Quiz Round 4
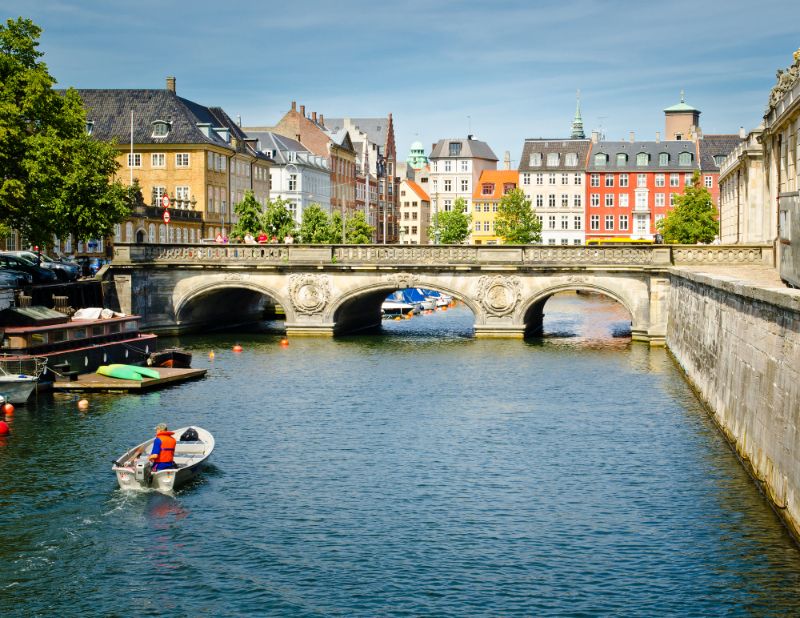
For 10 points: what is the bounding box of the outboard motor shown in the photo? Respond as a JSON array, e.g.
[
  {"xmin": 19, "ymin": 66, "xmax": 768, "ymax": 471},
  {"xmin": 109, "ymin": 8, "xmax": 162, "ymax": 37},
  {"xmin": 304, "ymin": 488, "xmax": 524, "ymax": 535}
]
[{"xmin": 134, "ymin": 458, "xmax": 152, "ymax": 486}]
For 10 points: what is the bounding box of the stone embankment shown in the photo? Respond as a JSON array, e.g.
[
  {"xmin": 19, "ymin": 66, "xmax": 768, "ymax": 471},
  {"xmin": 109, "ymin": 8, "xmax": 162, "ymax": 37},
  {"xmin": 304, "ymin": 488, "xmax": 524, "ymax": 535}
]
[{"xmin": 667, "ymin": 265, "xmax": 800, "ymax": 539}]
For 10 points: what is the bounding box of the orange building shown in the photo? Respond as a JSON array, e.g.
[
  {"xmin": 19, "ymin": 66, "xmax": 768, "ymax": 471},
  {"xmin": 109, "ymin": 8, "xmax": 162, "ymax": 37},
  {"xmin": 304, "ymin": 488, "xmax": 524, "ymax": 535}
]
[{"xmin": 471, "ymin": 170, "xmax": 519, "ymax": 244}]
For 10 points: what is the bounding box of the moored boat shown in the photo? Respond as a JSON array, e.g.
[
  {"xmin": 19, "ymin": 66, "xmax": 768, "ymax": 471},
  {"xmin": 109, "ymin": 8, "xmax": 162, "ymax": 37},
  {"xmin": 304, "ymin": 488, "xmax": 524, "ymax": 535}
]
[
  {"xmin": 112, "ymin": 426, "xmax": 214, "ymax": 493},
  {"xmin": 147, "ymin": 347, "xmax": 192, "ymax": 369},
  {"xmin": 0, "ymin": 356, "xmax": 46, "ymax": 404}
]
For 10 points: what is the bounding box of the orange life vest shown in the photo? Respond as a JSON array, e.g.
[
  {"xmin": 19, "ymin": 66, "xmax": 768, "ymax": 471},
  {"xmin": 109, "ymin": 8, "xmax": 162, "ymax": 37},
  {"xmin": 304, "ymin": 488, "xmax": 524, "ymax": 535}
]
[{"xmin": 153, "ymin": 431, "xmax": 176, "ymax": 464}]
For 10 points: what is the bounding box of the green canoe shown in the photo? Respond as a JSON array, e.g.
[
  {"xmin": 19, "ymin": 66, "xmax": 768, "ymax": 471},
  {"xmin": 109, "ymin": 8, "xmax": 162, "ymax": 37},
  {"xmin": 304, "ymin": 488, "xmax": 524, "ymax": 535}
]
[
  {"xmin": 97, "ymin": 365, "xmax": 143, "ymax": 381},
  {"xmin": 107, "ymin": 364, "xmax": 161, "ymax": 379}
]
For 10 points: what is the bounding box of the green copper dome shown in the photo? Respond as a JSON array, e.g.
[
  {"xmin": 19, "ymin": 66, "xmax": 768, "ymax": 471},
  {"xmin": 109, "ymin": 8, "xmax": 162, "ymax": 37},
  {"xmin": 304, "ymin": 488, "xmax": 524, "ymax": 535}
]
[{"xmin": 664, "ymin": 90, "xmax": 699, "ymax": 113}]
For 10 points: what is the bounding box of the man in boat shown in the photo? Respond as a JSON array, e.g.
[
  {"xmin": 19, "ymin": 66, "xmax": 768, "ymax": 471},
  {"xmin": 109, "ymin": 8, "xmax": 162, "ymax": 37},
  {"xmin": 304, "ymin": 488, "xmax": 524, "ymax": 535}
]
[{"xmin": 131, "ymin": 423, "xmax": 177, "ymax": 470}]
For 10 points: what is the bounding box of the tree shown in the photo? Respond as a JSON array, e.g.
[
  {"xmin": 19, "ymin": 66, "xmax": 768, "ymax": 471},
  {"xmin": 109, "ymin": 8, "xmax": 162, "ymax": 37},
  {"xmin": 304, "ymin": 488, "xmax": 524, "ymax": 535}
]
[
  {"xmin": 344, "ymin": 210, "xmax": 374, "ymax": 244},
  {"xmin": 656, "ymin": 171, "xmax": 719, "ymax": 244},
  {"xmin": 299, "ymin": 203, "xmax": 333, "ymax": 244},
  {"xmin": 262, "ymin": 196, "xmax": 296, "ymax": 240},
  {"xmin": 231, "ymin": 191, "xmax": 263, "ymax": 239},
  {"xmin": 430, "ymin": 196, "xmax": 471, "ymax": 244},
  {"xmin": 0, "ymin": 18, "xmax": 129, "ymax": 248},
  {"xmin": 495, "ymin": 188, "xmax": 542, "ymax": 244}
]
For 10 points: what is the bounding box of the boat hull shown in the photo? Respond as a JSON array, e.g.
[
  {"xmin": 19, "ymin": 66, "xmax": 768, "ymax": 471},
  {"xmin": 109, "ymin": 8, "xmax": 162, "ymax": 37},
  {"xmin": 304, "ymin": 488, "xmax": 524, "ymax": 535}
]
[{"xmin": 0, "ymin": 375, "xmax": 38, "ymax": 404}]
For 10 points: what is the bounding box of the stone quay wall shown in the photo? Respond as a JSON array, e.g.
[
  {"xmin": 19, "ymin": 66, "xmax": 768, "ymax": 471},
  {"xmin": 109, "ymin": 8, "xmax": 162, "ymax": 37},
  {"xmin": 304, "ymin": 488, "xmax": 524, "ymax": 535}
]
[{"xmin": 666, "ymin": 269, "xmax": 800, "ymax": 539}]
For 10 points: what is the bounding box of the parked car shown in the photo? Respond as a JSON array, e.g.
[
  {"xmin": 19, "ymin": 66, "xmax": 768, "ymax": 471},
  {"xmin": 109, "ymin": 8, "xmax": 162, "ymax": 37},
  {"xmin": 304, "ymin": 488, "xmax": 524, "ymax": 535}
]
[
  {"xmin": 0, "ymin": 268, "xmax": 33, "ymax": 288},
  {"xmin": 2, "ymin": 250, "xmax": 80, "ymax": 281},
  {"xmin": 0, "ymin": 254, "xmax": 58, "ymax": 284}
]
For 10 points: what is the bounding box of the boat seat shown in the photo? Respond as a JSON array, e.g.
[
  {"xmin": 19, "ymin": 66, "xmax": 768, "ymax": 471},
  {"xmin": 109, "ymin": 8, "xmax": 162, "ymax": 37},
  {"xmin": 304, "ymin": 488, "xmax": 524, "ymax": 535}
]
[{"xmin": 175, "ymin": 441, "xmax": 206, "ymax": 455}]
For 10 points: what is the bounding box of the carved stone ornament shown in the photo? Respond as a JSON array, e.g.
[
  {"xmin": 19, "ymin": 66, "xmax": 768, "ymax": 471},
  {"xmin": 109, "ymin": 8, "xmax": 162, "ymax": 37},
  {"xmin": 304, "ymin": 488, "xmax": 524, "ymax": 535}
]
[
  {"xmin": 384, "ymin": 272, "xmax": 420, "ymax": 289},
  {"xmin": 288, "ymin": 274, "xmax": 330, "ymax": 315},
  {"xmin": 476, "ymin": 275, "xmax": 521, "ymax": 317},
  {"xmin": 224, "ymin": 272, "xmax": 247, "ymax": 281},
  {"xmin": 766, "ymin": 51, "xmax": 800, "ymax": 113}
]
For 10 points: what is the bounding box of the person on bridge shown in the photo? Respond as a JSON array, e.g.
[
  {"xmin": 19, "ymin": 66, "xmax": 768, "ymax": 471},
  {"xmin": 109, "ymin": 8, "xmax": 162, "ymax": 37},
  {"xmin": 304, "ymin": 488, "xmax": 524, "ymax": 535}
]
[
  {"xmin": 147, "ymin": 423, "xmax": 177, "ymax": 471},
  {"xmin": 257, "ymin": 231, "xmax": 268, "ymax": 244}
]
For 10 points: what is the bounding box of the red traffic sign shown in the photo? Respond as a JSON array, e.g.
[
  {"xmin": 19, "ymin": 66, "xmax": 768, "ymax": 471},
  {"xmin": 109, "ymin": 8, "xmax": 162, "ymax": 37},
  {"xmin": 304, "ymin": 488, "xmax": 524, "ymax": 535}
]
[
  {"xmin": 162, "ymin": 209, "xmax": 171, "ymax": 224},
  {"xmin": 161, "ymin": 195, "xmax": 170, "ymax": 208}
]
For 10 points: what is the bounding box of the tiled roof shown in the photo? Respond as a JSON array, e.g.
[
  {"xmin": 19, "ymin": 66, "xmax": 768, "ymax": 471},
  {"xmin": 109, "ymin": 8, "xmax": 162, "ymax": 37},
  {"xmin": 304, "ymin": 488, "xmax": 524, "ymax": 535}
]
[
  {"xmin": 325, "ymin": 117, "xmax": 388, "ymax": 148},
  {"xmin": 473, "ymin": 170, "xmax": 519, "ymax": 200},
  {"xmin": 245, "ymin": 131, "xmax": 328, "ymax": 171},
  {"xmin": 405, "ymin": 180, "xmax": 430, "ymax": 202},
  {"xmin": 430, "ymin": 138, "xmax": 498, "ymax": 161},
  {"xmin": 698, "ymin": 134, "xmax": 743, "ymax": 172},
  {"xmin": 74, "ymin": 89, "xmax": 234, "ymax": 149},
  {"xmin": 587, "ymin": 140, "xmax": 699, "ymax": 172},
  {"xmin": 519, "ymin": 138, "xmax": 591, "ymax": 172}
]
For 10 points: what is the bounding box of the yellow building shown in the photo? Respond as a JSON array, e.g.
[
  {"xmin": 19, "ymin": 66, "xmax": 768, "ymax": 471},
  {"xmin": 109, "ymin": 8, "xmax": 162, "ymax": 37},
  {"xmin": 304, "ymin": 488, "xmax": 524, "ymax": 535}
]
[
  {"xmin": 471, "ymin": 170, "xmax": 519, "ymax": 244},
  {"xmin": 398, "ymin": 179, "xmax": 431, "ymax": 244}
]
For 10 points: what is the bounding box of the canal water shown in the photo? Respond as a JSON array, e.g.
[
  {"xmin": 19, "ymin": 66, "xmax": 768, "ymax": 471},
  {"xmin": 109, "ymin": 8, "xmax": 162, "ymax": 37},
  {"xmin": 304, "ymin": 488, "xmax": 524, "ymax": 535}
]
[{"xmin": 1, "ymin": 293, "xmax": 799, "ymax": 616}]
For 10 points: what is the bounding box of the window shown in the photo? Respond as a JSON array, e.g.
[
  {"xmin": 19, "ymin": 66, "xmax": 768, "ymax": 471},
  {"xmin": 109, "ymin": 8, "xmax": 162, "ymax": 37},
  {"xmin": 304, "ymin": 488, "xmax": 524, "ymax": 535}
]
[
  {"xmin": 561, "ymin": 173, "xmax": 569, "ymax": 185},
  {"xmin": 536, "ymin": 173, "xmax": 543, "ymax": 185},
  {"xmin": 561, "ymin": 216, "xmax": 569, "ymax": 230},
  {"xmin": 636, "ymin": 152, "xmax": 650, "ymax": 166},
  {"xmin": 655, "ymin": 214, "xmax": 665, "ymax": 227},
  {"xmin": 637, "ymin": 174, "xmax": 647, "ymax": 188},
  {"xmin": 529, "ymin": 152, "xmax": 542, "ymax": 166},
  {"xmin": 605, "ymin": 174, "xmax": 614, "ymax": 187},
  {"xmin": 449, "ymin": 142, "xmax": 462, "ymax": 156},
  {"xmin": 460, "ymin": 160, "xmax": 468, "ymax": 172},
  {"xmin": 670, "ymin": 193, "xmax": 677, "ymax": 206},
  {"xmin": 522, "ymin": 173, "xmax": 531, "ymax": 185},
  {"xmin": 670, "ymin": 173, "xmax": 679, "ymax": 187},
  {"xmin": 474, "ymin": 203, "xmax": 481, "ymax": 212},
  {"xmin": 175, "ymin": 153, "xmax": 190, "ymax": 167},
  {"xmin": 475, "ymin": 221, "xmax": 481, "ymax": 231},
  {"xmin": 605, "ymin": 215, "xmax": 614, "ymax": 230},
  {"xmin": 151, "ymin": 186, "xmax": 166, "ymax": 205},
  {"xmin": 714, "ymin": 155, "xmax": 726, "ymax": 166},
  {"xmin": 590, "ymin": 215, "xmax": 600, "ymax": 230},
  {"xmin": 704, "ymin": 175, "xmax": 713, "ymax": 188},
  {"xmin": 548, "ymin": 173, "xmax": 556, "ymax": 185},
  {"xmin": 565, "ymin": 153, "xmax": 578, "ymax": 166},
  {"xmin": 590, "ymin": 173, "xmax": 600, "ymax": 187},
  {"xmin": 619, "ymin": 215, "xmax": 629, "ymax": 230},
  {"xmin": 616, "ymin": 153, "xmax": 628, "ymax": 166},
  {"xmin": 591, "ymin": 194, "xmax": 600, "ymax": 207},
  {"xmin": 636, "ymin": 192, "xmax": 648, "ymax": 209},
  {"xmin": 128, "ymin": 153, "xmax": 141, "ymax": 167},
  {"xmin": 152, "ymin": 121, "xmax": 170, "ymax": 137},
  {"xmin": 574, "ymin": 215, "xmax": 582, "ymax": 230},
  {"xmin": 619, "ymin": 194, "xmax": 629, "ymax": 208},
  {"xmin": 148, "ymin": 223, "xmax": 156, "ymax": 243},
  {"xmin": 288, "ymin": 174, "xmax": 297, "ymax": 191},
  {"xmin": 480, "ymin": 221, "xmax": 488, "ymax": 232},
  {"xmin": 561, "ymin": 238, "xmax": 569, "ymax": 245},
  {"xmin": 484, "ymin": 204, "xmax": 490, "ymax": 212},
  {"xmin": 548, "ymin": 238, "xmax": 556, "ymax": 245},
  {"xmin": 685, "ymin": 173, "xmax": 693, "ymax": 185},
  {"xmin": 208, "ymin": 186, "xmax": 214, "ymax": 213},
  {"xmin": 548, "ymin": 215, "xmax": 556, "ymax": 229},
  {"xmin": 444, "ymin": 199, "xmax": 452, "ymax": 211},
  {"xmin": 444, "ymin": 160, "xmax": 452, "ymax": 172},
  {"xmin": 605, "ymin": 194, "xmax": 614, "ymax": 207},
  {"xmin": 619, "ymin": 173, "xmax": 629, "ymax": 187},
  {"xmin": 151, "ymin": 153, "xmax": 165, "ymax": 168},
  {"xmin": 655, "ymin": 193, "xmax": 665, "ymax": 207},
  {"xmin": 536, "ymin": 195, "xmax": 543, "ymax": 208},
  {"xmin": 573, "ymin": 194, "xmax": 582, "ymax": 208},
  {"xmin": 573, "ymin": 239, "xmax": 582, "ymax": 245},
  {"xmin": 574, "ymin": 173, "xmax": 582, "ymax": 185},
  {"xmin": 594, "ymin": 153, "xmax": 607, "ymax": 167},
  {"xmin": 492, "ymin": 203, "xmax": 498, "ymax": 212},
  {"xmin": 547, "ymin": 153, "xmax": 559, "ymax": 166},
  {"xmin": 175, "ymin": 186, "xmax": 190, "ymax": 202},
  {"xmin": 655, "ymin": 174, "xmax": 665, "ymax": 187},
  {"xmin": 86, "ymin": 120, "xmax": 94, "ymax": 135},
  {"xmin": 561, "ymin": 194, "xmax": 569, "ymax": 207},
  {"xmin": 548, "ymin": 194, "xmax": 556, "ymax": 207},
  {"xmin": 444, "ymin": 180, "xmax": 452, "ymax": 191},
  {"xmin": 659, "ymin": 152, "xmax": 669, "ymax": 166},
  {"xmin": 461, "ymin": 179, "xmax": 469, "ymax": 192},
  {"xmin": 679, "ymin": 152, "xmax": 692, "ymax": 166}
]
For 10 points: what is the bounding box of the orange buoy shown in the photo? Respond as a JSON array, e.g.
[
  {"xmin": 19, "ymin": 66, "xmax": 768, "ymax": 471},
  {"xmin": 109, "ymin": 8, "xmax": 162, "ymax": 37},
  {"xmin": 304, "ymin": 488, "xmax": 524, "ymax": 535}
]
[
  {"xmin": 0, "ymin": 420, "xmax": 10, "ymax": 436},
  {"xmin": 280, "ymin": 338, "xmax": 289, "ymax": 347},
  {"xmin": 209, "ymin": 351, "xmax": 215, "ymax": 360},
  {"xmin": 2, "ymin": 403, "xmax": 14, "ymax": 416},
  {"xmin": 77, "ymin": 399, "xmax": 89, "ymax": 411},
  {"xmin": 232, "ymin": 344, "xmax": 243, "ymax": 353},
  {"xmin": 394, "ymin": 316, "xmax": 402, "ymax": 321}
]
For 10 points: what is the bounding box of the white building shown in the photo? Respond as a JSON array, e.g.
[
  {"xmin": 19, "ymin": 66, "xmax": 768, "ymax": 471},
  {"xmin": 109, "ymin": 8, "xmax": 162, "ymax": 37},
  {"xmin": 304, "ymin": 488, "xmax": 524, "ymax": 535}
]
[
  {"xmin": 247, "ymin": 131, "xmax": 331, "ymax": 222},
  {"xmin": 398, "ymin": 179, "xmax": 431, "ymax": 244}
]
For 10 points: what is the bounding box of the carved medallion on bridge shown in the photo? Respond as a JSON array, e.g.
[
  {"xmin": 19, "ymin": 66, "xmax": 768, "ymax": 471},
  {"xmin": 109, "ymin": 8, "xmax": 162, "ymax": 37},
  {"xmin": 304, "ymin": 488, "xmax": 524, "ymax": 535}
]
[
  {"xmin": 476, "ymin": 275, "xmax": 521, "ymax": 317},
  {"xmin": 384, "ymin": 272, "xmax": 420, "ymax": 289},
  {"xmin": 288, "ymin": 274, "xmax": 331, "ymax": 315}
]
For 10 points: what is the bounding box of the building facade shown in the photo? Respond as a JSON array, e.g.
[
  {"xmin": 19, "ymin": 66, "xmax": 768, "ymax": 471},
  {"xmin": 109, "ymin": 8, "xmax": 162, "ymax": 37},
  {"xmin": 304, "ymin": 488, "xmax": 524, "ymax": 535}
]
[
  {"xmin": 470, "ymin": 170, "xmax": 519, "ymax": 245},
  {"xmin": 398, "ymin": 179, "xmax": 431, "ymax": 244}
]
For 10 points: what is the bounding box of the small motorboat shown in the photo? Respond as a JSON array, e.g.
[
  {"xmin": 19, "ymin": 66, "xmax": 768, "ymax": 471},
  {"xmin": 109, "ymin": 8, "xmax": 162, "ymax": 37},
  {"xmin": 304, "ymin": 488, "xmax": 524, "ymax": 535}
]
[
  {"xmin": 112, "ymin": 426, "xmax": 215, "ymax": 493},
  {"xmin": 147, "ymin": 347, "xmax": 192, "ymax": 369},
  {"xmin": 381, "ymin": 299, "xmax": 415, "ymax": 317},
  {"xmin": 0, "ymin": 355, "xmax": 46, "ymax": 404}
]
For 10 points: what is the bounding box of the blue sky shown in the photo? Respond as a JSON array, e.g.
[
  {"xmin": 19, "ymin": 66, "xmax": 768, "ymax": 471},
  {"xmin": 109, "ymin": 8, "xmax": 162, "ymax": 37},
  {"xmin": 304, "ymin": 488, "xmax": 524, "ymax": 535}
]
[{"xmin": 3, "ymin": 0, "xmax": 798, "ymax": 163}]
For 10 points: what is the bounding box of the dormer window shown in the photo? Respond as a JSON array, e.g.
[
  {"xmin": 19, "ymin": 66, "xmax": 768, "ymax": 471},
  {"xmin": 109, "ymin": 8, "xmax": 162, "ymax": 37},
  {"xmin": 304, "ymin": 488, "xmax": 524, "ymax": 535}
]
[
  {"xmin": 713, "ymin": 155, "xmax": 725, "ymax": 166},
  {"xmin": 594, "ymin": 153, "xmax": 607, "ymax": 167},
  {"xmin": 482, "ymin": 183, "xmax": 494, "ymax": 195},
  {"xmin": 85, "ymin": 120, "xmax": 94, "ymax": 135},
  {"xmin": 449, "ymin": 142, "xmax": 462, "ymax": 156},
  {"xmin": 636, "ymin": 152, "xmax": 649, "ymax": 166},
  {"xmin": 151, "ymin": 120, "xmax": 171, "ymax": 138},
  {"xmin": 546, "ymin": 153, "xmax": 559, "ymax": 166},
  {"xmin": 616, "ymin": 153, "xmax": 628, "ymax": 166},
  {"xmin": 659, "ymin": 152, "xmax": 669, "ymax": 166},
  {"xmin": 565, "ymin": 153, "xmax": 578, "ymax": 166},
  {"xmin": 287, "ymin": 151, "xmax": 296, "ymax": 162},
  {"xmin": 503, "ymin": 183, "xmax": 516, "ymax": 194},
  {"xmin": 678, "ymin": 151, "xmax": 693, "ymax": 166},
  {"xmin": 529, "ymin": 152, "xmax": 542, "ymax": 167}
]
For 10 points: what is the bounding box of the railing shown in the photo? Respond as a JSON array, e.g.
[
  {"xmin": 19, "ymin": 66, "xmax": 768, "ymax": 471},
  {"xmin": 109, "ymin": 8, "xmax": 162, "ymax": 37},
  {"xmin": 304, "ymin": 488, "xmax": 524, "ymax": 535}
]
[{"xmin": 112, "ymin": 243, "xmax": 774, "ymax": 268}]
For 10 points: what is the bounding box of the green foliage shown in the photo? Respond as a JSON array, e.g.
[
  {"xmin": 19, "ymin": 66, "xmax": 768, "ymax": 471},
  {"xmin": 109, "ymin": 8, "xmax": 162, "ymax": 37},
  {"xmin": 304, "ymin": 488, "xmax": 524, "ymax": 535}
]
[
  {"xmin": 656, "ymin": 171, "xmax": 719, "ymax": 244},
  {"xmin": 344, "ymin": 210, "xmax": 374, "ymax": 244},
  {"xmin": 495, "ymin": 188, "xmax": 542, "ymax": 244},
  {"xmin": 430, "ymin": 197, "xmax": 471, "ymax": 244},
  {"xmin": 299, "ymin": 203, "xmax": 333, "ymax": 243},
  {"xmin": 232, "ymin": 191, "xmax": 263, "ymax": 239},
  {"xmin": 262, "ymin": 196, "xmax": 296, "ymax": 239},
  {"xmin": 0, "ymin": 18, "xmax": 129, "ymax": 247}
]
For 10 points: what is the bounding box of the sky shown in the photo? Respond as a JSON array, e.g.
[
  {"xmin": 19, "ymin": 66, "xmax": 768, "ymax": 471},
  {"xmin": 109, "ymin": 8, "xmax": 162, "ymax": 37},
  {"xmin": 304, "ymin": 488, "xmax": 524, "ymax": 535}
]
[{"xmin": 3, "ymin": 0, "xmax": 798, "ymax": 164}]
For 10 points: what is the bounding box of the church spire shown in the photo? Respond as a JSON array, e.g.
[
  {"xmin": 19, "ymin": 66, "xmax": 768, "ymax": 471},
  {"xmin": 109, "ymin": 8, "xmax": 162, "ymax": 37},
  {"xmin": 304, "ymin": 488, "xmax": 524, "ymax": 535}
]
[{"xmin": 571, "ymin": 89, "xmax": 585, "ymax": 139}]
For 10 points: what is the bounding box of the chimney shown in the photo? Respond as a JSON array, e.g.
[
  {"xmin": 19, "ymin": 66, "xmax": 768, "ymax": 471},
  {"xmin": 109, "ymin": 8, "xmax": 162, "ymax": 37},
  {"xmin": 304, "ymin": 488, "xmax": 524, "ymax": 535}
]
[
  {"xmin": 467, "ymin": 134, "xmax": 473, "ymax": 140},
  {"xmin": 655, "ymin": 131, "xmax": 661, "ymax": 143},
  {"xmin": 312, "ymin": 111, "xmax": 317, "ymax": 122},
  {"xmin": 629, "ymin": 131, "xmax": 635, "ymax": 143},
  {"xmin": 504, "ymin": 151, "xmax": 511, "ymax": 170},
  {"xmin": 739, "ymin": 126, "xmax": 746, "ymax": 139},
  {"xmin": 319, "ymin": 113, "xmax": 325, "ymax": 126},
  {"xmin": 166, "ymin": 76, "xmax": 176, "ymax": 93},
  {"xmin": 591, "ymin": 131, "xmax": 599, "ymax": 143},
  {"xmin": 300, "ymin": 104, "xmax": 306, "ymax": 117},
  {"xmin": 237, "ymin": 114, "xmax": 242, "ymax": 127},
  {"xmin": 291, "ymin": 101, "xmax": 297, "ymax": 112}
]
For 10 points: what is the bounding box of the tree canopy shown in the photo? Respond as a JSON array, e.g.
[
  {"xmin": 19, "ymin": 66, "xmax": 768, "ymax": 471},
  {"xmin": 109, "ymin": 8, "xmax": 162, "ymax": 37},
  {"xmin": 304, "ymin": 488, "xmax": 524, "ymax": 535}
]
[
  {"xmin": 299, "ymin": 203, "xmax": 333, "ymax": 243},
  {"xmin": 656, "ymin": 171, "xmax": 719, "ymax": 244},
  {"xmin": 0, "ymin": 17, "xmax": 129, "ymax": 248},
  {"xmin": 495, "ymin": 188, "xmax": 542, "ymax": 244},
  {"xmin": 262, "ymin": 197, "xmax": 296, "ymax": 240},
  {"xmin": 430, "ymin": 196, "xmax": 471, "ymax": 244},
  {"xmin": 231, "ymin": 191, "xmax": 263, "ymax": 239}
]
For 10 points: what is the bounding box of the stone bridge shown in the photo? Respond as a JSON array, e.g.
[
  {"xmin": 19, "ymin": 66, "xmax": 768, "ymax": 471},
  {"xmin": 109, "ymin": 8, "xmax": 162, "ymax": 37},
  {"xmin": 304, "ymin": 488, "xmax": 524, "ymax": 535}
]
[{"xmin": 107, "ymin": 243, "xmax": 773, "ymax": 343}]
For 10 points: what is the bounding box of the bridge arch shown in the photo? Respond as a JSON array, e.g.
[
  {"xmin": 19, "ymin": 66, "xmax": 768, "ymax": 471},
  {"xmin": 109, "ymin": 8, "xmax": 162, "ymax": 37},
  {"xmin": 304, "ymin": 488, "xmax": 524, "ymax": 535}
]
[
  {"xmin": 173, "ymin": 280, "xmax": 295, "ymax": 331},
  {"xmin": 519, "ymin": 281, "xmax": 640, "ymax": 338},
  {"xmin": 328, "ymin": 279, "xmax": 481, "ymax": 334}
]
